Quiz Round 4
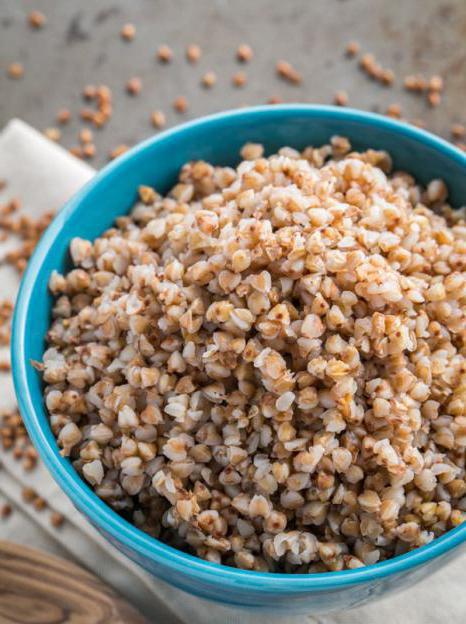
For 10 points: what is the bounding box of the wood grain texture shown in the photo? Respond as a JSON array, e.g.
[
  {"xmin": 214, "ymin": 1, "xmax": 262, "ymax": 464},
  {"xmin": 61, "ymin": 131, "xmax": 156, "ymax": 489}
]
[{"xmin": 0, "ymin": 541, "xmax": 147, "ymax": 624}]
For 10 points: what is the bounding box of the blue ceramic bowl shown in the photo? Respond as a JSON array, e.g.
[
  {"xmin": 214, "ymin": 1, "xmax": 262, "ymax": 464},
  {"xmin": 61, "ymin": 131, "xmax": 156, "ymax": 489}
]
[{"xmin": 12, "ymin": 106, "xmax": 466, "ymax": 615}]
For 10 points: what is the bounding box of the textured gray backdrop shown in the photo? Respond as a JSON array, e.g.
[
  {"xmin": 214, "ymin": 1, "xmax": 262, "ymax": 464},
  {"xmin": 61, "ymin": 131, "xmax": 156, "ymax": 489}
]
[{"xmin": 1, "ymin": 0, "xmax": 465, "ymax": 166}]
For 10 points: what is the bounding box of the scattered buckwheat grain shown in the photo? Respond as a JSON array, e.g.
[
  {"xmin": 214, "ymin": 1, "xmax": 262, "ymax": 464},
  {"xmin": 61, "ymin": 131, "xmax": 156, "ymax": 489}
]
[
  {"xmin": 404, "ymin": 75, "xmax": 427, "ymax": 92},
  {"xmin": 345, "ymin": 41, "xmax": 360, "ymax": 57},
  {"xmin": 120, "ymin": 23, "xmax": 135, "ymax": 41},
  {"xmin": 33, "ymin": 497, "xmax": 47, "ymax": 511},
  {"xmin": 50, "ymin": 512, "xmax": 65, "ymax": 528},
  {"xmin": 232, "ymin": 71, "xmax": 247, "ymax": 88},
  {"xmin": 173, "ymin": 96, "xmax": 188, "ymax": 113},
  {"xmin": 386, "ymin": 103, "xmax": 402, "ymax": 118},
  {"xmin": 7, "ymin": 63, "xmax": 24, "ymax": 79},
  {"xmin": 81, "ymin": 84, "xmax": 113, "ymax": 128},
  {"xmin": 201, "ymin": 71, "xmax": 217, "ymax": 88},
  {"xmin": 381, "ymin": 69, "xmax": 395, "ymax": 86},
  {"xmin": 151, "ymin": 110, "xmax": 166, "ymax": 129},
  {"xmin": 186, "ymin": 44, "xmax": 201, "ymax": 63},
  {"xmin": 109, "ymin": 144, "xmax": 129, "ymax": 160},
  {"xmin": 28, "ymin": 10, "xmax": 46, "ymax": 29},
  {"xmin": 83, "ymin": 85, "xmax": 97, "ymax": 100},
  {"xmin": 359, "ymin": 54, "xmax": 394, "ymax": 86},
  {"xmin": 428, "ymin": 75, "xmax": 444, "ymax": 93},
  {"xmin": 126, "ymin": 77, "xmax": 142, "ymax": 96},
  {"xmin": 69, "ymin": 146, "xmax": 83, "ymax": 159},
  {"xmin": 57, "ymin": 109, "xmax": 71, "ymax": 125},
  {"xmin": 267, "ymin": 95, "xmax": 284, "ymax": 105},
  {"xmin": 334, "ymin": 91, "xmax": 348, "ymax": 106},
  {"xmin": 43, "ymin": 128, "xmax": 61, "ymax": 142},
  {"xmin": 0, "ymin": 504, "xmax": 12, "ymax": 519},
  {"xmin": 427, "ymin": 91, "xmax": 441, "ymax": 108},
  {"xmin": 157, "ymin": 45, "xmax": 173, "ymax": 63},
  {"xmin": 451, "ymin": 124, "xmax": 466, "ymax": 140},
  {"xmin": 82, "ymin": 143, "xmax": 96, "ymax": 159},
  {"xmin": 22, "ymin": 487, "xmax": 36, "ymax": 503},
  {"xmin": 236, "ymin": 44, "xmax": 253, "ymax": 63},
  {"xmin": 276, "ymin": 60, "xmax": 301, "ymax": 84},
  {"xmin": 79, "ymin": 128, "xmax": 93, "ymax": 144}
]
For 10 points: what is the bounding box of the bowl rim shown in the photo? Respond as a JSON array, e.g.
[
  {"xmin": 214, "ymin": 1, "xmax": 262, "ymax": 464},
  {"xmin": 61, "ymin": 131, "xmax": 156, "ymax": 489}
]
[{"xmin": 12, "ymin": 104, "xmax": 466, "ymax": 593}]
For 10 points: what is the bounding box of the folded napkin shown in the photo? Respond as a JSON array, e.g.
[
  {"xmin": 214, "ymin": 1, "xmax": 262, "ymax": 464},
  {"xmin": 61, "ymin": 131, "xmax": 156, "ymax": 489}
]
[{"xmin": 0, "ymin": 119, "xmax": 464, "ymax": 624}]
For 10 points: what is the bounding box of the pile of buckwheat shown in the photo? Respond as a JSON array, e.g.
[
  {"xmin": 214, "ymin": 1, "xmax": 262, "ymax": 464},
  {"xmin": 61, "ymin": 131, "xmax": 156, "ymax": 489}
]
[{"xmin": 40, "ymin": 138, "xmax": 466, "ymax": 572}]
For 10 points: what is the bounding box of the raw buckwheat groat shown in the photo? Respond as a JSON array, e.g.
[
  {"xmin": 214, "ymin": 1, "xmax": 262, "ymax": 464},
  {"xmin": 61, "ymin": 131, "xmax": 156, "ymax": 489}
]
[{"xmin": 41, "ymin": 139, "xmax": 466, "ymax": 572}]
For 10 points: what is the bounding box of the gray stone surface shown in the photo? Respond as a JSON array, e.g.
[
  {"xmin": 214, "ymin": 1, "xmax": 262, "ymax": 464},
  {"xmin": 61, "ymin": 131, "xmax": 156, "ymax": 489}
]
[{"xmin": 1, "ymin": 0, "xmax": 466, "ymax": 167}]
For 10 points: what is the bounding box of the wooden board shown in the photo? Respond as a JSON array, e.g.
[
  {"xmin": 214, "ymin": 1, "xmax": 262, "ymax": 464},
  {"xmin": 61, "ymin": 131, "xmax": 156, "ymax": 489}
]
[{"xmin": 0, "ymin": 541, "xmax": 147, "ymax": 624}]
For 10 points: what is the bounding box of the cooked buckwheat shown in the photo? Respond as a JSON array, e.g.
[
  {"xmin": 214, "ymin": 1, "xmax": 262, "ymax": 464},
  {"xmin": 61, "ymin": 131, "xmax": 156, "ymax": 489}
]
[{"xmin": 42, "ymin": 139, "xmax": 466, "ymax": 573}]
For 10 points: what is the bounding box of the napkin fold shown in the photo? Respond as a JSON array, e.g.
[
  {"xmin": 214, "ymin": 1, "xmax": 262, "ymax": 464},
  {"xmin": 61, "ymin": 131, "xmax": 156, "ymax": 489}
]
[{"xmin": 0, "ymin": 119, "xmax": 464, "ymax": 624}]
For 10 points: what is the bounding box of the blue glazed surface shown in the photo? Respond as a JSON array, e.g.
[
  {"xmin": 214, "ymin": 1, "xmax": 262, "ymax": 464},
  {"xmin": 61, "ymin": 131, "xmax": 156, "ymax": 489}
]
[{"xmin": 11, "ymin": 106, "xmax": 466, "ymax": 615}]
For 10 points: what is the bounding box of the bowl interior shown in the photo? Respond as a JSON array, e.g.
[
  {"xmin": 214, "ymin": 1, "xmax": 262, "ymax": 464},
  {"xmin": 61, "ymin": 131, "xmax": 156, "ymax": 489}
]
[{"xmin": 12, "ymin": 105, "xmax": 466, "ymax": 593}]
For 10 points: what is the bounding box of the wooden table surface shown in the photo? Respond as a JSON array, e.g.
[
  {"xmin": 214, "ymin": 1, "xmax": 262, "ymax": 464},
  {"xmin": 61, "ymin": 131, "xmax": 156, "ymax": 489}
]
[{"xmin": 0, "ymin": 541, "xmax": 147, "ymax": 624}]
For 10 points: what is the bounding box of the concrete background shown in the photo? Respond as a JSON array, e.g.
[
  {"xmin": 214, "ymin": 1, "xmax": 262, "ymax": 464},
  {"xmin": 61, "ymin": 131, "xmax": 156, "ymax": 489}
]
[{"xmin": 1, "ymin": 0, "xmax": 466, "ymax": 167}]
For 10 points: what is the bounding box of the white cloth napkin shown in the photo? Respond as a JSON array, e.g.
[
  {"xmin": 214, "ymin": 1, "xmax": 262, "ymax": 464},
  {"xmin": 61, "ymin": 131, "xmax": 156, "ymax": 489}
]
[{"xmin": 0, "ymin": 119, "xmax": 464, "ymax": 624}]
